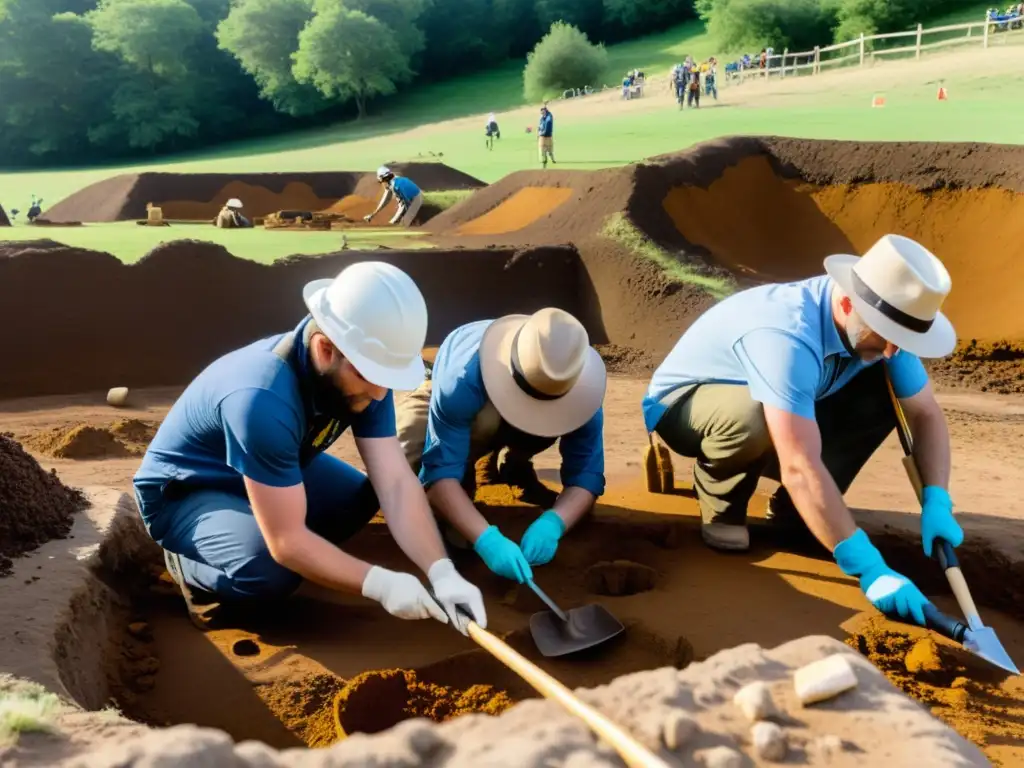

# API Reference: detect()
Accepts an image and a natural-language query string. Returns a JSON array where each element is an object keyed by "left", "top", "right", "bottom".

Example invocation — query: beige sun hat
[
  {"left": 479, "top": 308, "right": 606, "bottom": 438},
  {"left": 824, "top": 234, "right": 956, "bottom": 358},
  {"left": 226, "top": 198, "right": 243, "bottom": 209}
]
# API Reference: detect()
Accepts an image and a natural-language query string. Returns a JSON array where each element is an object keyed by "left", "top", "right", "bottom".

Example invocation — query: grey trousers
[{"left": 654, "top": 363, "right": 897, "bottom": 525}]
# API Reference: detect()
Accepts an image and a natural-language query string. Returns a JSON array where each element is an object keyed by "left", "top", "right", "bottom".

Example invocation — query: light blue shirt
[
  {"left": 391, "top": 176, "right": 420, "bottom": 203},
  {"left": 642, "top": 275, "right": 928, "bottom": 431},
  {"left": 421, "top": 320, "right": 605, "bottom": 497}
]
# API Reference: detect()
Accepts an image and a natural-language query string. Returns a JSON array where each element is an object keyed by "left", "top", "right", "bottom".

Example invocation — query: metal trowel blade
[
  {"left": 964, "top": 626, "right": 1020, "bottom": 675},
  {"left": 528, "top": 604, "right": 625, "bottom": 658}
]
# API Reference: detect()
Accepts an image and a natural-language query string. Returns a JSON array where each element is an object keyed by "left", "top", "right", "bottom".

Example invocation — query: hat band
[
  {"left": 851, "top": 270, "right": 934, "bottom": 334},
  {"left": 509, "top": 327, "right": 565, "bottom": 402}
]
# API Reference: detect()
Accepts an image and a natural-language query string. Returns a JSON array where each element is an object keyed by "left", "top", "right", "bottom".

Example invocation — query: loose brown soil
[
  {"left": 456, "top": 187, "right": 575, "bottom": 235},
  {"left": 0, "top": 434, "right": 87, "bottom": 576},
  {"left": 20, "top": 418, "right": 158, "bottom": 460}
]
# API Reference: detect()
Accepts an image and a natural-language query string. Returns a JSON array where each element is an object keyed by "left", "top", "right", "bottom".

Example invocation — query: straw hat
[
  {"left": 226, "top": 198, "right": 243, "bottom": 209},
  {"left": 479, "top": 308, "right": 606, "bottom": 438},
  {"left": 824, "top": 234, "right": 956, "bottom": 358}
]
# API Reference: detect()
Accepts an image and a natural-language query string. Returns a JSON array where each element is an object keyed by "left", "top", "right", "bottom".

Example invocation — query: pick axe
[{"left": 884, "top": 369, "right": 1019, "bottom": 675}]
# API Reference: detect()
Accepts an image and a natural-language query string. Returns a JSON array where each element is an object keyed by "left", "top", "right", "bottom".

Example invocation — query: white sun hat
[
  {"left": 302, "top": 261, "right": 428, "bottom": 391},
  {"left": 226, "top": 198, "right": 243, "bottom": 209},
  {"left": 824, "top": 234, "right": 956, "bottom": 358},
  {"left": 478, "top": 308, "right": 606, "bottom": 438}
]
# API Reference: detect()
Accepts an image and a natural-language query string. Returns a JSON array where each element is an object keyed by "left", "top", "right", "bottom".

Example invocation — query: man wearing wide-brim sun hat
[
  {"left": 642, "top": 234, "right": 963, "bottom": 628},
  {"left": 396, "top": 308, "right": 607, "bottom": 584}
]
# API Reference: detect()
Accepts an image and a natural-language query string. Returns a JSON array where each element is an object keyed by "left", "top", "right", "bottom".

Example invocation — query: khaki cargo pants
[
  {"left": 652, "top": 364, "right": 897, "bottom": 526},
  {"left": 538, "top": 136, "right": 555, "bottom": 165}
]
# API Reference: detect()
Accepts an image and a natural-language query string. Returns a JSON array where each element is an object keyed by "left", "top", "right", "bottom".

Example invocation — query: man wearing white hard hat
[
  {"left": 215, "top": 197, "right": 252, "bottom": 229},
  {"left": 364, "top": 166, "right": 423, "bottom": 227},
  {"left": 133, "top": 261, "right": 486, "bottom": 635},
  {"left": 395, "top": 308, "right": 607, "bottom": 584},
  {"left": 642, "top": 234, "right": 963, "bottom": 627}
]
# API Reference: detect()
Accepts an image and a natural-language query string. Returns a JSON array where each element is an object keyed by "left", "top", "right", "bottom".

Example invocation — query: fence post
[
  {"left": 984, "top": 14, "right": 990, "bottom": 48},
  {"left": 859, "top": 33, "right": 865, "bottom": 66},
  {"left": 813, "top": 46, "right": 820, "bottom": 75},
  {"left": 916, "top": 23, "right": 923, "bottom": 58},
  {"left": 782, "top": 48, "right": 788, "bottom": 78}
]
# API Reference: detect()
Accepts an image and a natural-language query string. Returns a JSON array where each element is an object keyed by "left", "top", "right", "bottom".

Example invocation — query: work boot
[
  {"left": 163, "top": 549, "right": 220, "bottom": 631},
  {"left": 701, "top": 522, "right": 750, "bottom": 552}
]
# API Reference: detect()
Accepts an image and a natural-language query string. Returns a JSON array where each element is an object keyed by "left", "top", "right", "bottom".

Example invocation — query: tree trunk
[{"left": 355, "top": 93, "right": 366, "bottom": 119}]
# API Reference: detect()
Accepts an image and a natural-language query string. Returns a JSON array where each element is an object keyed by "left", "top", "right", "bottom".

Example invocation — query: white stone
[
  {"left": 732, "top": 680, "right": 777, "bottom": 721},
  {"left": 793, "top": 654, "right": 858, "bottom": 705},
  {"left": 698, "top": 745, "right": 742, "bottom": 768},
  {"left": 106, "top": 387, "right": 130, "bottom": 407},
  {"left": 752, "top": 721, "right": 787, "bottom": 761},
  {"left": 662, "top": 710, "right": 698, "bottom": 750}
]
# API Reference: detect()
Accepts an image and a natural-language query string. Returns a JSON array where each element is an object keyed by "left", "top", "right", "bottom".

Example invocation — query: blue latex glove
[
  {"left": 473, "top": 526, "right": 533, "bottom": 583},
  {"left": 920, "top": 486, "right": 963, "bottom": 557},
  {"left": 520, "top": 509, "right": 566, "bottom": 566},
  {"left": 834, "top": 528, "right": 929, "bottom": 626}
]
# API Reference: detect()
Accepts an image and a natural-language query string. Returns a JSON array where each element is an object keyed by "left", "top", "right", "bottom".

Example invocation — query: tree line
[{"left": 0, "top": 0, "right": 695, "bottom": 167}]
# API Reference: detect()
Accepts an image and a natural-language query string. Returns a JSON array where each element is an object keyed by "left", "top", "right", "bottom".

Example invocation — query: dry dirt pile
[
  {"left": 21, "top": 419, "right": 158, "bottom": 459},
  {"left": 0, "top": 434, "right": 87, "bottom": 575},
  {"left": 457, "top": 187, "right": 575, "bottom": 235}
]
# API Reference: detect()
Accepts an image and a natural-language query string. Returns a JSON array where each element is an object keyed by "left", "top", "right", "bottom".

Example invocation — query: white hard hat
[
  {"left": 302, "top": 262, "right": 427, "bottom": 390},
  {"left": 376, "top": 166, "right": 392, "bottom": 181},
  {"left": 226, "top": 198, "right": 243, "bottom": 209}
]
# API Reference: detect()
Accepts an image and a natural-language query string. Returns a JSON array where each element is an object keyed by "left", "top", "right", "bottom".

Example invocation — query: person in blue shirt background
[
  {"left": 133, "top": 261, "right": 486, "bottom": 635},
  {"left": 395, "top": 308, "right": 607, "bottom": 584},
  {"left": 364, "top": 166, "right": 423, "bottom": 227},
  {"left": 642, "top": 234, "right": 963, "bottom": 627},
  {"left": 537, "top": 106, "right": 555, "bottom": 169}
]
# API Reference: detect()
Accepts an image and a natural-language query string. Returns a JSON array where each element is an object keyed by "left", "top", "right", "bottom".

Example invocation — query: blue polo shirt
[
  {"left": 421, "top": 320, "right": 605, "bottom": 497},
  {"left": 538, "top": 112, "right": 553, "bottom": 137},
  {"left": 133, "top": 316, "right": 396, "bottom": 528},
  {"left": 392, "top": 176, "right": 420, "bottom": 204},
  {"left": 642, "top": 275, "right": 929, "bottom": 432}
]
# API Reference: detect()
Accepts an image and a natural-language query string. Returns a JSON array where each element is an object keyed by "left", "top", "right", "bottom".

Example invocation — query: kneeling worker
[
  {"left": 642, "top": 235, "right": 963, "bottom": 626},
  {"left": 132, "top": 261, "right": 486, "bottom": 634},
  {"left": 397, "top": 309, "right": 607, "bottom": 584},
  {"left": 215, "top": 198, "right": 252, "bottom": 228},
  {"left": 364, "top": 166, "right": 423, "bottom": 227}
]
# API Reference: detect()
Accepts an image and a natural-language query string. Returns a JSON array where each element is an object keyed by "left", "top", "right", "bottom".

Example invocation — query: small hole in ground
[
  {"left": 585, "top": 560, "right": 656, "bottom": 596},
  {"left": 232, "top": 639, "right": 260, "bottom": 657}
]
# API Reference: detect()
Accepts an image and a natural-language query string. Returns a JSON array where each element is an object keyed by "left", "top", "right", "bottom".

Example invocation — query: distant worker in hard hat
[
  {"left": 364, "top": 166, "right": 423, "bottom": 227},
  {"left": 538, "top": 105, "right": 555, "bottom": 168},
  {"left": 132, "top": 261, "right": 487, "bottom": 635},
  {"left": 395, "top": 309, "right": 607, "bottom": 584},
  {"left": 215, "top": 198, "right": 252, "bottom": 229},
  {"left": 485, "top": 112, "right": 500, "bottom": 149},
  {"left": 642, "top": 234, "right": 963, "bottom": 627}
]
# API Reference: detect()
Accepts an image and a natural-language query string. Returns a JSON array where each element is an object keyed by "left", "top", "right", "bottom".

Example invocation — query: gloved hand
[
  {"left": 520, "top": 509, "right": 566, "bottom": 566},
  {"left": 833, "top": 528, "right": 929, "bottom": 626},
  {"left": 427, "top": 558, "right": 487, "bottom": 636},
  {"left": 361, "top": 565, "right": 447, "bottom": 624},
  {"left": 473, "top": 525, "right": 533, "bottom": 583},
  {"left": 362, "top": 214, "right": 373, "bottom": 223},
  {"left": 920, "top": 486, "right": 963, "bottom": 557}
]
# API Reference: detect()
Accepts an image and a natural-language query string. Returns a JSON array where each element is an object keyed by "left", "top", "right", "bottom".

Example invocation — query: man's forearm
[
  {"left": 428, "top": 478, "right": 490, "bottom": 543},
  {"left": 271, "top": 530, "right": 372, "bottom": 593},
  {"left": 371, "top": 190, "right": 392, "bottom": 216},
  {"left": 380, "top": 475, "right": 448, "bottom": 574},
  {"left": 907, "top": 408, "right": 951, "bottom": 489},
  {"left": 782, "top": 458, "right": 857, "bottom": 551},
  {"left": 552, "top": 486, "right": 595, "bottom": 529}
]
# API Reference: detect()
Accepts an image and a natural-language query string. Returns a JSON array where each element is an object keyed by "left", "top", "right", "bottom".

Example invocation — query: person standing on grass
[
  {"left": 538, "top": 105, "right": 555, "bottom": 168},
  {"left": 364, "top": 166, "right": 423, "bottom": 227},
  {"left": 687, "top": 70, "right": 701, "bottom": 108},
  {"left": 394, "top": 308, "right": 607, "bottom": 584},
  {"left": 133, "top": 261, "right": 487, "bottom": 635},
  {"left": 641, "top": 234, "right": 963, "bottom": 627},
  {"left": 705, "top": 58, "right": 719, "bottom": 100},
  {"left": 485, "top": 112, "right": 501, "bottom": 149}
]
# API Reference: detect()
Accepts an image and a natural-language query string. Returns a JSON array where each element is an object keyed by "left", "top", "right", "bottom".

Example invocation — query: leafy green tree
[
  {"left": 292, "top": 0, "right": 411, "bottom": 118},
  {"left": 216, "top": 0, "right": 327, "bottom": 116},
  {"left": 88, "top": 0, "right": 204, "bottom": 77},
  {"left": 522, "top": 20, "right": 607, "bottom": 101},
  {"left": 534, "top": 0, "right": 603, "bottom": 38},
  {"left": 345, "top": 0, "right": 424, "bottom": 67},
  {"left": 702, "top": 0, "right": 835, "bottom": 52}
]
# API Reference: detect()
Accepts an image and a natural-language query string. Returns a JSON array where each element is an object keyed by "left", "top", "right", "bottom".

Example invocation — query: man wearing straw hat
[
  {"left": 396, "top": 308, "right": 607, "bottom": 583},
  {"left": 642, "top": 234, "right": 963, "bottom": 626},
  {"left": 133, "top": 261, "right": 486, "bottom": 634}
]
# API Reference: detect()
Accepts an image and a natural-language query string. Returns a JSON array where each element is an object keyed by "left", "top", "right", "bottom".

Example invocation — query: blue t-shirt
[
  {"left": 642, "top": 275, "right": 929, "bottom": 431},
  {"left": 133, "top": 316, "right": 396, "bottom": 527},
  {"left": 538, "top": 113, "right": 553, "bottom": 137},
  {"left": 421, "top": 320, "right": 605, "bottom": 497},
  {"left": 392, "top": 176, "right": 420, "bottom": 203}
]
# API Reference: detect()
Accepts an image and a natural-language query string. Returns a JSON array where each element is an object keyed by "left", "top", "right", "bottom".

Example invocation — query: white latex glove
[
  {"left": 362, "top": 214, "right": 373, "bottom": 222},
  {"left": 361, "top": 566, "right": 448, "bottom": 624},
  {"left": 427, "top": 558, "right": 488, "bottom": 636}
]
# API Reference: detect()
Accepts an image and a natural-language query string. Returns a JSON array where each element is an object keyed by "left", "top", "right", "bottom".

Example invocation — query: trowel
[
  {"left": 525, "top": 580, "right": 625, "bottom": 658},
  {"left": 885, "top": 372, "right": 1019, "bottom": 675}
]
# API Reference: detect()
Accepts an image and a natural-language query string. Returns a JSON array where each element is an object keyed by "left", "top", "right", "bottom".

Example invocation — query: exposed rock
[
  {"left": 733, "top": 680, "right": 777, "bottom": 722},
  {"left": 697, "top": 745, "right": 743, "bottom": 768},
  {"left": 752, "top": 721, "right": 787, "bottom": 761},
  {"left": 662, "top": 709, "right": 698, "bottom": 750},
  {"left": 794, "top": 653, "right": 858, "bottom": 706}
]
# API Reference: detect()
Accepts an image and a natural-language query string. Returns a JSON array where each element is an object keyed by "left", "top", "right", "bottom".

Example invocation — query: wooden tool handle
[{"left": 465, "top": 621, "right": 673, "bottom": 768}]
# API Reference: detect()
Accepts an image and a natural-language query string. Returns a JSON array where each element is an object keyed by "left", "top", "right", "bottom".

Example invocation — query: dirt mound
[
  {"left": 22, "top": 419, "right": 157, "bottom": 459},
  {"left": 928, "top": 340, "right": 1024, "bottom": 393},
  {"left": 43, "top": 164, "right": 483, "bottom": 223},
  {"left": 0, "top": 434, "right": 87, "bottom": 575},
  {"left": 0, "top": 204, "right": 10, "bottom": 226},
  {"left": 0, "top": 240, "right": 596, "bottom": 399},
  {"left": 457, "top": 187, "right": 575, "bottom": 235}
]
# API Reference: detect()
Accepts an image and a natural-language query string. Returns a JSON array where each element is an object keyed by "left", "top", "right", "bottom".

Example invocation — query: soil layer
[
  {"left": 0, "top": 435, "right": 87, "bottom": 575},
  {"left": 457, "top": 187, "right": 575, "bottom": 235}
]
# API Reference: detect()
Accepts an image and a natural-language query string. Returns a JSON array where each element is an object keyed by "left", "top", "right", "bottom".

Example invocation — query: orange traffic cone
[
  {"left": 871, "top": 94, "right": 886, "bottom": 108},
  {"left": 937, "top": 85, "right": 948, "bottom": 101}
]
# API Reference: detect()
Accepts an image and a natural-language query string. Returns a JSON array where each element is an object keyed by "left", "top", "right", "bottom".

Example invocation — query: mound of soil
[
  {"left": 22, "top": 420, "right": 155, "bottom": 459},
  {"left": 927, "top": 339, "right": 1024, "bottom": 394},
  {"left": 0, "top": 204, "right": 10, "bottom": 226},
  {"left": 43, "top": 164, "right": 484, "bottom": 223},
  {"left": 457, "top": 187, "right": 575, "bottom": 235},
  {"left": 0, "top": 434, "right": 87, "bottom": 575}
]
